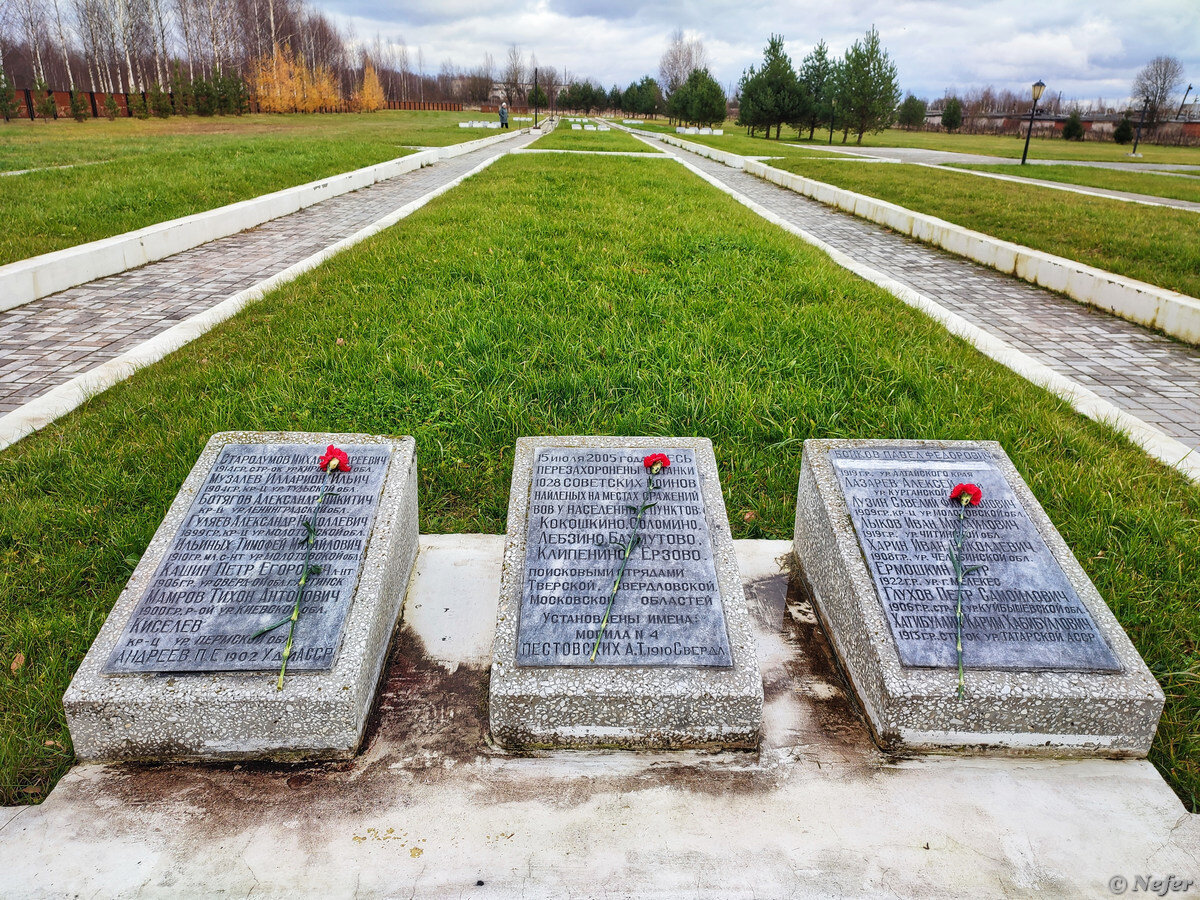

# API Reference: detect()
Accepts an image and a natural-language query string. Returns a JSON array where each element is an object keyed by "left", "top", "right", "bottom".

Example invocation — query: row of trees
[{"left": 736, "top": 28, "right": 900, "bottom": 144}]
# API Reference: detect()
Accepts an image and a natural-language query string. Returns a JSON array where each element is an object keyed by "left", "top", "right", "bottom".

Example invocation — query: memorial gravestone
[
  {"left": 490, "top": 437, "right": 762, "bottom": 749},
  {"left": 793, "top": 439, "right": 1163, "bottom": 756},
  {"left": 64, "top": 431, "right": 419, "bottom": 762}
]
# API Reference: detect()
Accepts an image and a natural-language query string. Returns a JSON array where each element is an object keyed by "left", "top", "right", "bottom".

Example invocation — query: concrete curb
[
  {"left": 0, "top": 150, "right": 511, "bottom": 452},
  {"left": 742, "top": 159, "right": 1200, "bottom": 345},
  {"left": 645, "top": 138, "right": 1200, "bottom": 486},
  {"left": 638, "top": 129, "right": 1200, "bottom": 347},
  {"left": 0, "top": 129, "right": 529, "bottom": 313}
]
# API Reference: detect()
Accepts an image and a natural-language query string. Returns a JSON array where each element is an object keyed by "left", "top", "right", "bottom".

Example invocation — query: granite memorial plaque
[
  {"left": 516, "top": 447, "right": 732, "bottom": 667},
  {"left": 793, "top": 439, "right": 1163, "bottom": 757},
  {"left": 104, "top": 442, "right": 391, "bottom": 674},
  {"left": 489, "top": 437, "right": 763, "bottom": 749},
  {"left": 64, "top": 431, "right": 420, "bottom": 762},
  {"left": 830, "top": 445, "right": 1120, "bottom": 672}
]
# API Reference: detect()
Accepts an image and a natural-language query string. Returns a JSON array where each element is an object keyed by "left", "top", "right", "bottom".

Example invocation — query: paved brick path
[
  {"left": 650, "top": 137, "right": 1200, "bottom": 448},
  {"left": 0, "top": 134, "right": 535, "bottom": 415}
]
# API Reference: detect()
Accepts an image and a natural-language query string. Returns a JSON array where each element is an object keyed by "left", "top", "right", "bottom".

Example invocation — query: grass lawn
[
  {"left": 2, "top": 154, "right": 1198, "bottom": 812},
  {"left": 607, "top": 120, "right": 1200, "bottom": 166},
  {"left": 0, "top": 111, "right": 491, "bottom": 265},
  {"left": 530, "top": 126, "right": 657, "bottom": 152},
  {"left": 766, "top": 158, "right": 1200, "bottom": 299},
  {"left": 951, "top": 163, "right": 1200, "bottom": 205}
]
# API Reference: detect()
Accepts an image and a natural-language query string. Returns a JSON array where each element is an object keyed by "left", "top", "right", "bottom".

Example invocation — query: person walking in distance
[{"left": 499, "top": 102, "right": 509, "bottom": 129}]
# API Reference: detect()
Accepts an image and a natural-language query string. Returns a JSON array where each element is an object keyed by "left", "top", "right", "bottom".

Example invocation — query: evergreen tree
[
  {"left": 34, "top": 80, "right": 58, "bottom": 120},
  {"left": 941, "top": 96, "right": 963, "bottom": 132},
  {"left": 607, "top": 85, "right": 621, "bottom": 111},
  {"left": 103, "top": 94, "right": 120, "bottom": 120},
  {"left": 758, "top": 34, "right": 803, "bottom": 139},
  {"left": 798, "top": 40, "right": 834, "bottom": 140},
  {"left": 0, "top": 72, "right": 21, "bottom": 122},
  {"left": 673, "top": 68, "right": 725, "bottom": 126},
  {"left": 69, "top": 91, "right": 90, "bottom": 121},
  {"left": 149, "top": 83, "right": 173, "bottom": 118},
  {"left": 897, "top": 93, "right": 926, "bottom": 130},
  {"left": 1062, "top": 108, "right": 1084, "bottom": 141},
  {"left": 529, "top": 83, "right": 548, "bottom": 108},
  {"left": 1113, "top": 114, "right": 1134, "bottom": 144},
  {"left": 837, "top": 26, "right": 901, "bottom": 144},
  {"left": 737, "top": 65, "right": 765, "bottom": 136}
]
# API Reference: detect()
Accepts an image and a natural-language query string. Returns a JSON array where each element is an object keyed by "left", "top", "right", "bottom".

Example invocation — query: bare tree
[
  {"left": 1132, "top": 55, "right": 1185, "bottom": 127},
  {"left": 658, "top": 27, "right": 706, "bottom": 98},
  {"left": 501, "top": 41, "right": 523, "bottom": 104}
]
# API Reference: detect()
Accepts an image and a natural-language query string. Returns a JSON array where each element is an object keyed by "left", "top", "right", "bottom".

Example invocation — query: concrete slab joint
[{"left": 63, "top": 430, "right": 419, "bottom": 762}]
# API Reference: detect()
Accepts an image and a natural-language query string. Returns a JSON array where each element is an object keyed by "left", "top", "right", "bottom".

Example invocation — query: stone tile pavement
[
  {"left": 0, "top": 132, "right": 537, "bottom": 416},
  {"left": 652, "top": 138, "right": 1200, "bottom": 449}
]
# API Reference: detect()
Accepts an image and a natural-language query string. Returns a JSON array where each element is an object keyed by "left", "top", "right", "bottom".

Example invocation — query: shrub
[
  {"left": 69, "top": 91, "right": 90, "bottom": 122},
  {"left": 34, "top": 80, "right": 57, "bottom": 120},
  {"left": 1114, "top": 115, "right": 1134, "bottom": 145},
  {"left": 128, "top": 92, "right": 150, "bottom": 119},
  {"left": 1062, "top": 108, "right": 1084, "bottom": 141},
  {"left": 941, "top": 97, "right": 962, "bottom": 132},
  {"left": 149, "top": 82, "right": 172, "bottom": 118},
  {"left": 0, "top": 72, "right": 19, "bottom": 122}
]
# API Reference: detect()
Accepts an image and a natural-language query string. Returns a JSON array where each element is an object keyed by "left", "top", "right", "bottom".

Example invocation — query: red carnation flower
[
  {"left": 643, "top": 453, "right": 670, "bottom": 475},
  {"left": 950, "top": 483, "right": 982, "bottom": 506},
  {"left": 318, "top": 445, "right": 351, "bottom": 473}
]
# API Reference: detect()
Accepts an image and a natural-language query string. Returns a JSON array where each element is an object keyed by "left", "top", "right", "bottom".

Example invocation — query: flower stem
[
  {"left": 590, "top": 472, "right": 656, "bottom": 662},
  {"left": 951, "top": 502, "right": 968, "bottom": 699},
  {"left": 274, "top": 468, "right": 332, "bottom": 690}
]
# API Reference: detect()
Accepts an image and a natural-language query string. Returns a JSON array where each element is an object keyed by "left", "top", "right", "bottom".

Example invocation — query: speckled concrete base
[
  {"left": 63, "top": 431, "right": 419, "bottom": 762},
  {"left": 793, "top": 438, "right": 1164, "bottom": 757},
  {"left": 489, "top": 437, "right": 763, "bottom": 749}
]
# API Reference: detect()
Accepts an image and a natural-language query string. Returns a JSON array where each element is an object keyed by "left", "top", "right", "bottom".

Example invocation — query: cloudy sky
[{"left": 326, "top": 0, "right": 1198, "bottom": 104}]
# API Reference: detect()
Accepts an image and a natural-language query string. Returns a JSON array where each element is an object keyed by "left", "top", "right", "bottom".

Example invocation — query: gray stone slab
[
  {"left": 517, "top": 447, "right": 732, "bottom": 667},
  {"left": 829, "top": 445, "right": 1120, "bottom": 672},
  {"left": 490, "top": 436, "right": 762, "bottom": 749},
  {"left": 104, "top": 442, "right": 391, "bottom": 674},
  {"left": 63, "top": 431, "right": 419, "bottom": 762},
  {"left": 793, "top": 438, "right": 1164, "bottom": 757}
]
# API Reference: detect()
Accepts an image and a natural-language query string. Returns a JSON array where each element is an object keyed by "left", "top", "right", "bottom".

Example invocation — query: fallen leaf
[{"left": 11, "top": 653, "right": 24, "bottom": 673}]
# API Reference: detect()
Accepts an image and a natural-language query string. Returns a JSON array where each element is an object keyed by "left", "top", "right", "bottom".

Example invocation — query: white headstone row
[
  {"left": 459, "top": 121, "right": 502, "bottom": 129},
  {"left": 675, "top": 127, "right": 723, "bottom": 135}
]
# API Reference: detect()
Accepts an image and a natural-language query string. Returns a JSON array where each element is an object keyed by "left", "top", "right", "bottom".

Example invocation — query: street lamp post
[
  {"left": 1177, "top": 84, "right": 1193, "bottom": 120},
  {"left": 1131, "top": 97, "right": 1149, "bottom": 156},
  {"left": 1020, "top": 79, "right": 1046, "bottom": 165}
]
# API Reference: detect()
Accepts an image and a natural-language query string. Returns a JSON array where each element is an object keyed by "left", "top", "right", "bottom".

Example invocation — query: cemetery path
[
  {"left": 785, "top": 145, "right": 1200, "bottom": 211},
  {"left": 650, "top": 137, "right": 1200, "bottom": 455},
  {"left": 0, "top": 130, "right": 539, "bottom": 421}
]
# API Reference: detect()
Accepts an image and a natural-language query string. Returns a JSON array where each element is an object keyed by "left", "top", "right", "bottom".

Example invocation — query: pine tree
[
  {"left": 0, "top": 73, "right": 20, "bottom": 122},
  {"left": 1113, "top": 114, "right": 1134, "bottom": 144},
  {"left": 837, "top": 26, "right": 901, "bottom": 144},
  {"left": 798, "top": 41, "right": 834, "bottom": 140},
  {"left": 941, "top": 97, "right": 963, "bottom": 132},
  {"left": 1062, "top": 108, "right": 1084, "bottom": 141}
]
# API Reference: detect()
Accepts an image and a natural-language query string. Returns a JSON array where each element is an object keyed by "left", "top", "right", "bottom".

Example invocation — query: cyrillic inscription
[
  {"left": 104, "top": 443, "right": 390, "bottom": 674},
  {"left": 831, "top": 446, "right": 1120, "bottom": 671},
  {"left": 516, "top": 447, "right": 733, "bottom": 667}
]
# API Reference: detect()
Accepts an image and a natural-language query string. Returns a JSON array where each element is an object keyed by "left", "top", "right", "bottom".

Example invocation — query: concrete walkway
[
  {"left": 0, "top": 131, "right": 538, "bottom": 421},
  {"left": 2, "top": 537, "right": 1195, "bottom": 898},
  {"left": 806, "top": 145, "right": 1200, "bottom": 211},
  {"left": 639, "top": 133, "right": 1200, "bottom": 459},
  {"left": 813, "top": 143, "right": 1200, "bottom": 172}
]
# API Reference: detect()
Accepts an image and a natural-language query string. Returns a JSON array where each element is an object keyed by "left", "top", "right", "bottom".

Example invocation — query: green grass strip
[
  {"left": 530, "top": 126, "right": 657, "bottom": 152},
  {"left": 1, "top": 155, "right": 1198, "bottom": 811},
  {"left": 951, "top": 163, "right": 1200, "bottom": 205},
  {"left": 767, "top": 158, "right": 1200, "bottom": 299},
  {"left": 0, "top": 111, "right": 487, "bottom": 265}
]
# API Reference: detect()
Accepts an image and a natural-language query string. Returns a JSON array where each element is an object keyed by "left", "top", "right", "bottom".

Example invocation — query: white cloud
[{"left": 331, "top": 0, "right": 1199, "bottom": 103}]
